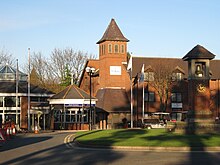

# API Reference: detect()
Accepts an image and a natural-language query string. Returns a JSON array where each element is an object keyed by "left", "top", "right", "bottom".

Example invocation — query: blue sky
[{"left": 1, "top": 0, "right": 220, "bottom": 66}]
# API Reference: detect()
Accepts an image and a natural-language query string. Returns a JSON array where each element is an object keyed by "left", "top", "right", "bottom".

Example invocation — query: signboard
[
  {"left": 110, "top": 66, "right": 121, "bottom": 75},
  {"left": 171, "top": 103, "right": 183, "bottom": 108},
  {"left": 65, "top": 104, "right": 95, "bottom": 107}
]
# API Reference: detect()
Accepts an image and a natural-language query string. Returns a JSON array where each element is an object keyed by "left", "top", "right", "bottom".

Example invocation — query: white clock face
[{"left": 110, "top": 66, "right": 121, "bottom": 75}]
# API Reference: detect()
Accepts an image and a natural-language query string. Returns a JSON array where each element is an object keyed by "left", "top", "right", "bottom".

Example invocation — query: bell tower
[
  {"left": 183, "top": 45, "right": 215, "bottom": 120},
  {"left": 97, "top": 19, "right": 129, "bottom": 88}
]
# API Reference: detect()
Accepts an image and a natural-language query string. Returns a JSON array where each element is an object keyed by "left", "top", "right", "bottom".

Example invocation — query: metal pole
[
  {"left": 16, "top": 59, "right": 19, "bottom": 125},
  {"left": 28, "top": 48, "right": 31, "bottom": 131},
  {"left": 130, "top": 71, "right": 133, "bottom": 128},
  {"left": 89, "top": 72, "right": 92, "bottom": 130}
]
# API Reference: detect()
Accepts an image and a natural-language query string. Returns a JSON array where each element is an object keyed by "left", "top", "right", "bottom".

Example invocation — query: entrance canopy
[{"left": 49, "top": 85, "right": 97, "bottom": 107}]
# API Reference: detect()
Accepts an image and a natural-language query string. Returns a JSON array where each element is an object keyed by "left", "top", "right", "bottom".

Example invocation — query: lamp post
[{"left": 86, "top": 67, "right": 95, "bottom": 130}]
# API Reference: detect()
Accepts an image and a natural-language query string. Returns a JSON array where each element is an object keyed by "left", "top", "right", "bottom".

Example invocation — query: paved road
[{"left": 1, "top": 131, "right": 220, "bottom": 165}]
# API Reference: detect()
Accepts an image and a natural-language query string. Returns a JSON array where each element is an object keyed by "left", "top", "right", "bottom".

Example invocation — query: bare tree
[
  {"left": 22, "top": 48, "right": 95, "bottom": 93},
  {"left": 0, "top": 48, "right": 14, "bottom": 65},
  {"left": 149, "top": 62, "right": 173, "bottom": 112},
  {"left": 49, "top": 48, "right": 94, "bottom": 85}
]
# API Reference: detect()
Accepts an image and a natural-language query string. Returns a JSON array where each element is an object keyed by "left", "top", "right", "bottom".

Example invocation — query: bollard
[
  {"left": 6, "top": 127, "right": 10, "bottom": 139},
  {"left": 12, "top": 127, "right": 16, "bottom": 135},
  {"left": 34, "top": 125, "right": 39, "bottom": 134}
]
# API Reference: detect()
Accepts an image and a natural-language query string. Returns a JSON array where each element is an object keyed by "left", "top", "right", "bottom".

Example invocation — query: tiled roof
[
  {"left": 131, "top": 56, "right": 220, "bottom": 80},
  {"left": 0, "top": 81, "right": 53, "bottom": 95},
  {"left": 182, "top": 45, "right": 215, "bottom": 61},
  {"left": 51, "top": 84, "right": 95, "bottom": 99},
  {"left": 132, "top": 57, "right": 188, "bottom": 78},
  {"left": 96, "top": 88, "right": 130, "bottom": 113},
  {"left": 96, "top": 18, "right": 129, "bottom": 44}
]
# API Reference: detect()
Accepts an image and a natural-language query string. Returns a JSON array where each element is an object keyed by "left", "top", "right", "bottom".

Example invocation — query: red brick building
[{"left": 79, "top": 19, "right": 220, "bottom": 129}]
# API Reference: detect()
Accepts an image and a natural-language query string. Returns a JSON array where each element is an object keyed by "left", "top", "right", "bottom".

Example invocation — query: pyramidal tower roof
[
  {"left": 182, "top": 45, "right": 215, "bottom": 61},
  {"left": 97, "top": 18, "right": 129, "bottom": 44}
]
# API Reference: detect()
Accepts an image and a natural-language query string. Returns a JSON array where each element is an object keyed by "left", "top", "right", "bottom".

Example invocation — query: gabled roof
[
  {"left": 78, "top": 59, "right": 99, "bottom": 88},
  {"left": 51, "top": 84, "right": 95, "bottom": 100},
  {"left": 182, "top": 45, "right": 215, "bottom": 61},
  {"left": 173, "top": 66, "right": 185, "bottom": 74},
  {"left": 96, "top": 18, "right": 129, "bottom": 44}
]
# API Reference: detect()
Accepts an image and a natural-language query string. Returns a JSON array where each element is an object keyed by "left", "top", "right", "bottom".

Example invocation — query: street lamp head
[
  {"left": 90, "top": 67, "right": 95, "bottom": 73},
  {"left": 86, "top": 66, "right": 95, "bottom": 73}
]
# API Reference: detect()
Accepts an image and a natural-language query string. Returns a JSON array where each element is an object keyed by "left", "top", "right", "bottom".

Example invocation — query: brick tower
[{"left": 96, "top": 18, "right": 129, "bottom": 89}]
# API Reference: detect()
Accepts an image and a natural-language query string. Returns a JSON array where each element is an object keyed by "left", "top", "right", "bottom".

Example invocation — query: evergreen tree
[{"left": 61, "top": 65, "right": 72, "bottom": 87}]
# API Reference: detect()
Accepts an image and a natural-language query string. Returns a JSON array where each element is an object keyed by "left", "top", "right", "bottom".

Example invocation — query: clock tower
[{"left": 183, "top": 45, "right": 215, "bottom": 120}]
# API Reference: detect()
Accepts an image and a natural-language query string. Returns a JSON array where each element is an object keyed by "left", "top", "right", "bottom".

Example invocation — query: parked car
[{"left": 142, "top": 119, "right": 166, "bottom": 129}]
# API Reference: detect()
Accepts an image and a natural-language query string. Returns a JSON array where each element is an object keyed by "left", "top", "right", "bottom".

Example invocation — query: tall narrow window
[
  {"left": 114, "top": 44, "right": 119, "bottom": 53},
  {"left": 121, "top": 45, "right": 124, "bottom": 54},
  {"left": 108, "top": 44, "right": 112, "bottom": 53},
  {"left": 99, "top": 45, "right": 102, "bottom": 56}
]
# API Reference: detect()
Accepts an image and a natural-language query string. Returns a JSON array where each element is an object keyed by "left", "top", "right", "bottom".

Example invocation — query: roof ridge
[
  {"left": 73, "top": 84, "right": 85, "bottom": 99},
  {"left": 63, "top": 85, "right": 72, "bottom": 99}
]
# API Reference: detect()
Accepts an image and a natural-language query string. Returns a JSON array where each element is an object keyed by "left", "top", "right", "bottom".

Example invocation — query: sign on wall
[
  {"left": 171, "top": 103, "right": 183, "bottom": 108},
  {"left": 110, "top": 66, "right": 121, "bottom": 75}
]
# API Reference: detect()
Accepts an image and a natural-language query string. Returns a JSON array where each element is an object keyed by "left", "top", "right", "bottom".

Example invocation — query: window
[
  {"left": 108, "top": 44, "right": 112, "bottom": 53},
  {"left": 4, "top": 96, "right": 19, "bottom": 107},
  {"left": 144, "top": 72, "right": 154, "bottom": 81},
  {"left": 172, "top": 72, "right": 182, "bottom": 81},
  {"left": 0, "top": 97, "right": 3, "bottom": 107},
  {"left": 114, "top": 44, "right": 119, "bottom": 53},
  {"left": 101, "top": 45, "right": 105, "bottom": 55},
  {"left": 121, "top": 45, "right": 124, "bottom": 54},
  {"left": 171, "top": 93, "right": 182, "bottom": 102},
  {"left": 144, "top": 92, "right": 155, "bottom": 102},
  {"left": 99, "top": 45, "right": 102, "bottom": 56}
]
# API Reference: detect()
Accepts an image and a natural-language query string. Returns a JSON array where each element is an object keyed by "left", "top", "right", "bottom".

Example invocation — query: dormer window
[
  {"left": 144, "top": 72, "right": 154, "bottom": 81},
  {"left": 172, "top": 66, "right": 185, "bottom": 81},
  {"left": 172, "top": 72, "right": 182, "bottom": 81}
]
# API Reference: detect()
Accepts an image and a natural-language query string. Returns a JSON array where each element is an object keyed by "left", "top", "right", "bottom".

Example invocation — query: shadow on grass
[{"left": 76, "top": 129, "right": 148, "bottom": 147}]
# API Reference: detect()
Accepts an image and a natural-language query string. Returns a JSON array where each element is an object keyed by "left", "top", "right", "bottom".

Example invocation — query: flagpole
[
  {"left": 16, "top": 59, "right": 19, "bottom": 125},
  {"left": 142, "top": 64, "right": 145, "bottom": 123},
  {"left": 127, "top": 56, "right": 133, "bottom": 128},
  {"left": 130, "top": 72, "right": 133, "bottom": 128},
  {"left": 28, "top": 48, "right": 31, "bottom": 131}
]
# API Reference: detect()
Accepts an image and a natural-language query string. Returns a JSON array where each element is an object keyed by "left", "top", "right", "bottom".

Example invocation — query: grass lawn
[{"left": 75, "top": 129, "right": 220, "bottom": 147}]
